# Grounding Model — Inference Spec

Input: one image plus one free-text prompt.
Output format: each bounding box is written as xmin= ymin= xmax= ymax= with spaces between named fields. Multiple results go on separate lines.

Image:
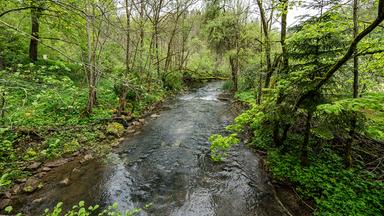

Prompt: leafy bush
xmin=209 ymin=134 xmax=239 ymax=162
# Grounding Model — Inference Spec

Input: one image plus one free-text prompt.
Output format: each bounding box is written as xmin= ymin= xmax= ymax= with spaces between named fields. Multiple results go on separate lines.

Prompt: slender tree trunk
xmin=0 ymin=56 xmax=4 ymax=70
xmin=256 ymin=0 xmax=272 ymax=88
xmin=0 ymin=92 xmax=5 ymax=120
xmin=346 ymin=0 xmax=359 ymax=168
xmin=140 ymin=0 xmax=145 ymax=48
xmin=229 ymin=56 xmax=238 ymax=92
xmin=280 ymin=0 xmax=288 ymax=73
xmin=118 ymin=0 xmax=131 ymax=117
xmin=301 ymin=111 xmax=312 ymax=166
xmin=29 ymin=1 xmax=41 ymax=62
xmin=164 ymin=22 xmax=178 ymax=73
xmin=86 ymin=12 xmax=96 ymax=114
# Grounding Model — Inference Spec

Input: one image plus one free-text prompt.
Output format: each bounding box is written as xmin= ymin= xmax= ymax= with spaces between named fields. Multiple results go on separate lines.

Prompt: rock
xmin=132 ymin=121 xmax=141 ymax=126
xmin=106 ymin=122 xmax=125 ymax=136
xmin=35 ymin=172 xmax=47 ymax=178
xmin=134 ymin=131 xmax=141 ymax=135
xmin=0 ymin=198 xmax=11 ymax=209
xmin=80 ymin=154 xmax=93 ymax=164
xmin=45 ymin=158 xmax=69 ymax=168
xmin=59 ymin=178 xmax=70 ymax=186
xmin=4 ymin=191 xmax=11 ymax=199
xmin=112 ymin=141 xmax=120 ymax=147
xmin=12 ymin=184 xmax=21 ymax=194
xmin=23 ymin=177 xmax=41 ymax=193
xmin=72 ymin=151 xmax=80 ymax=157
xmin=127 ymin=129 xmax=136 ymax=134
xmin=138 ymin=118 xmax=145 ymax=123
xmin=32 ymin=198 xmax=44 ymax=204
xmin=41 ymin=167 xmax=51 ymax=172
xmin=16 ymin=178 xmax=27 ymax=183
xmin=150 ymin=114 xmax=160 ymax=118
xmin=72 ymin=167 xmax=80 ymax=174
xmin=26 ymin=162 xmax=42 ymax=171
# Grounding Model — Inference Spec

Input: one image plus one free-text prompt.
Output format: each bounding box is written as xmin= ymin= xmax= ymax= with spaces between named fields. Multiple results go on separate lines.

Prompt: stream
xmin=13 ymin=82 xmax=286 ymax=216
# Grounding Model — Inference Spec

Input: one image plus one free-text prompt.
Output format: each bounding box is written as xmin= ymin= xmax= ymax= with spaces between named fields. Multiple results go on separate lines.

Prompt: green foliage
xmin=162 ymin=72 xmax=183 ymax=91
xmin=222 ymin=80 xmax=233 ymax=91
xmin=209 ymin=134 xmax=239 ymax=162
xmin=234 ymin=91 xmax=255 ymax=104
xmin=43 ymin=201 xmax=141 ymax=216
xmin=267 ymin=149 xmax=384 ymax=216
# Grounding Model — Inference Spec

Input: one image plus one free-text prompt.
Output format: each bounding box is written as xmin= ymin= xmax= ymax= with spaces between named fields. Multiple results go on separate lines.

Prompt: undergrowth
xmin=209 ymin=90 xmax=384 ymax=216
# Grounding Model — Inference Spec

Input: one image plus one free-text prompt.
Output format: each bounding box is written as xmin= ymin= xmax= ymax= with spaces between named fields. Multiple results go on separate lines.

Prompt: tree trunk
xmin=117 ymin=0 xmax=131 ymax=117
xmin=0 ymin=56 xmax=4 ymax=70
xmin=346 ymin=0 xmax=359 ymax=168
xmin=29 ymin=1 xmax=41 ymax=62
xmin=140 ymin=0 xmax=145 ymax=48
xmin=85 ymin=9 xmax=97 ymax=114
xmin=280 ymin=0 xmax=289 ymax=73
xmin=229 ymin=56 xmax=238 ymax=92
xmin=256 ymin=0 xmax=272 ymax=88
xmin=301 ymin=111 xmax=312 ymax=166
xmin=164 ymin=22 xmax=178 ymax=73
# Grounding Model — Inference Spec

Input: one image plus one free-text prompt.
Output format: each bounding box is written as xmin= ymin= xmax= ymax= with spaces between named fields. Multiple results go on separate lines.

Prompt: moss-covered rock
xmin=106 ymin=122 xmax=125 ymax=137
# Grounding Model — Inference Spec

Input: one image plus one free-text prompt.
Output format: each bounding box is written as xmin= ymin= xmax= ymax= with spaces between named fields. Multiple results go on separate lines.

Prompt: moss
xmin=106 ymin=122 xmax=125 ymax=137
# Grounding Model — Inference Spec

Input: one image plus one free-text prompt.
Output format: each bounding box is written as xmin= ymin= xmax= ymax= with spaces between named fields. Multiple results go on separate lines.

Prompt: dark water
xmin=13 ymin=82 xmax=286 ymax=216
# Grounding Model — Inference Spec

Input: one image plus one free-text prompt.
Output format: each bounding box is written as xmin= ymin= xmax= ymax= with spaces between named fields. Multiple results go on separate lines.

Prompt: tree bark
xmin=117 ymin=0 xmax=132 ymax=117
xmin=301 ymin=111 xmax=312 ymax=166
xmin=29 ymin=1 xmax=41 ymax=62
xmin=346 ymin=0 xmax=360 ymax=168
xmin=229 ymin=56 xmax=238 ymax=92
xmin=256 ymin=0 xmax=272 ymax=88
xmin=280 ymin=0 xmax=288 ymax=73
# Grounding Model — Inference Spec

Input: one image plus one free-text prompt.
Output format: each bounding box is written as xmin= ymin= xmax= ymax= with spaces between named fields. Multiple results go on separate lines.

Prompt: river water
xmin=14 ymin=82 xmax=286 ymax=215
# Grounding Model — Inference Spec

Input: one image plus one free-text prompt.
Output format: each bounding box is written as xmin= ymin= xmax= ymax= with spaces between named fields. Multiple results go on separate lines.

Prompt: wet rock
xmin=0 ymin=198 xmax=11 ymax=209
xmin=11 ymin=184 xmax=21 ymax=194
xmin=150 ymin=114 xmax=160 ymax=118
xmin=23 ymin=177 xmax=41 ymax=193
xmin=26 ymin=162 xmax=42 ymax=171
xmin=72 ymin=167 xmax=80 ymax=174
xmin=32 ymin=198 xmax=44 ymax=204
xmin=132 ymin=121 xmax=141 ymax=126
xmin=127 ymin=129 xmax=136 ymax=134
xmin=16 ymin=178 xmax=27 ymax=184
xmin=134 ymin=131 xmax=141 ymax=135
xmin=35 ymin=172 xmax=47 ymax=178
xmin=59 ymin=178 xmax=70 ymax=186
xmin=4 ymin=191 xmax=11 ymax=199
xmin=80 ymin=154 xmax=93 ymax=164
xmin=41 ymin=167 xmax=52 ymax=172
xmin=112 ymin=141 xmax=120 ymax=147
xmin=45 ymin=158 xmax=69 ymax=168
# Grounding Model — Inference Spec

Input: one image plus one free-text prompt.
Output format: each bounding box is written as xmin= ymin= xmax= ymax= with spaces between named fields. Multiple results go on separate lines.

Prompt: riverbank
xmin=0 ymin=91 xmax=169 ymax=210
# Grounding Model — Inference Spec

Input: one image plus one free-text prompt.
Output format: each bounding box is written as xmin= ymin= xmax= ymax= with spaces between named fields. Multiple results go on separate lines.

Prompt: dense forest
xmin=0 ymin=0 xmax=384 ymax=215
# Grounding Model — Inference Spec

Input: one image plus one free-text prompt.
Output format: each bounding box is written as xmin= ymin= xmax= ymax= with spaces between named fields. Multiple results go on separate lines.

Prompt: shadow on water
xmin=12 ymin=82 xmax=286 ymax=216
